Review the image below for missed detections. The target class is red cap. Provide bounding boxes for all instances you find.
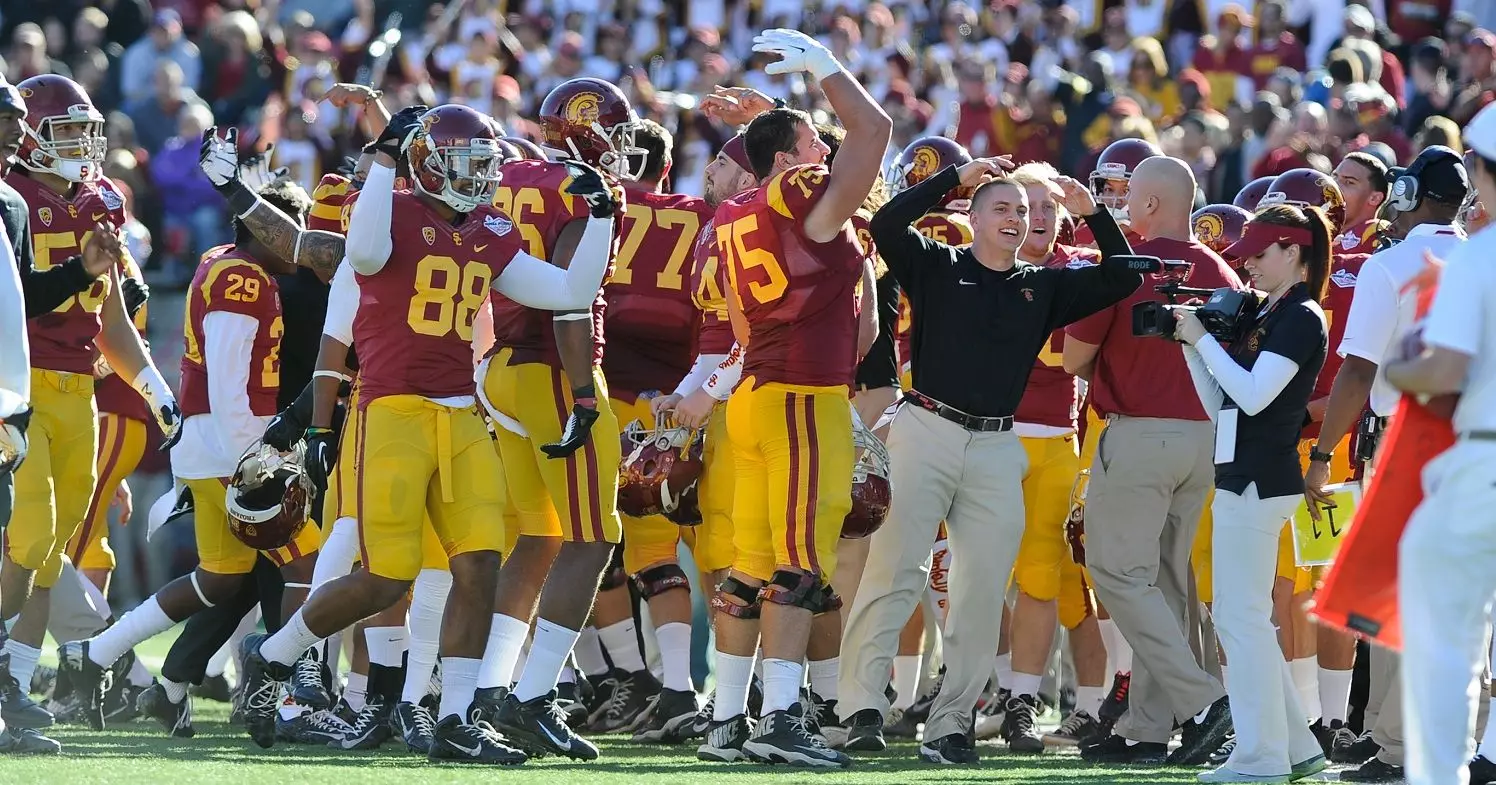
[721,134,753,174]
[1222,220,1313,260]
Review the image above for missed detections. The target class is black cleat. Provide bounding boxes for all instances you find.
[278,706,352,745]
[1,654,55,729]
[1331,728,1381,764]
[394,701,437,754]
[1206,734,1236,765]
[1097,671,1130,724]
[102,680,145,724]
[237,633,289,749]
[809,692,849,749]
[885,707,921,739]
[697,713,753,762]
[631,687,699,743]
[427,715,527,765]
[1080,733,1168,765]
[555,680,589,728]
[289,648,332,711]
[1340,756,1405,782]
[842,708,885,752]
[28,665,56,698]
[1471,753,1496,785]
[1167,696,1233,766]
[468,686,507,726]
[0,725,61,755]
[52,642,103,729]
[684,689,716,740]
[330,698,393,750]
[1044,709,1100,747]
[919,731,979,765]
[1001,693,1045,753]
[583,671,616,721]
[589,669,659,733]
[741,702,849,768]
[495,690,600,761]
[137,682,195,738]
[906,666,944,722]
[192,673,233,703]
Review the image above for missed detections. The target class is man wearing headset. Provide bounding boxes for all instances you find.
[1305,145,1471,783]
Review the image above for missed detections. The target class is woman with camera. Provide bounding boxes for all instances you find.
[1173,204,1333,784]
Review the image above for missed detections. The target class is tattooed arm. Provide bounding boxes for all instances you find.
[237,198,347,278]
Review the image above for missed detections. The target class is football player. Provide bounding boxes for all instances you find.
[1073,138,1160,247]
[693,29,888,768]
[469,77,636,760]
[3,75,181,720]
[1193,204,1254,270]
[1331,152,1391,255]
[234,104,617,765]
[55,179,322,731]
[1235,176,1276,212]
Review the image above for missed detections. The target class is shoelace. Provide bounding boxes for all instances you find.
[244,674,281,714]
[1331,727,1360,747]
[545,699,573,728]
[604,678,635,719]
[292,655,323,687]
[1007,699,1036,734]
[785,709,830,750]
[306,710,352,734]
[406,705,437,738]
[1056,711,1092,735]
[347,701,386,736]
[176,695,193,730]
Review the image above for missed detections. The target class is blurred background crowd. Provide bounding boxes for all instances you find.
[1,0,1492,602]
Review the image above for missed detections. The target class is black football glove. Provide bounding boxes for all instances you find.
[371,104,428,159]
[302,427,339,494]
[563,161,619,218]
[264,382,315,451]
[541,385,601,459]
[121,276,150,318]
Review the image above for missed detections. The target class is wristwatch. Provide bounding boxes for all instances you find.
[1309,447,1334,464]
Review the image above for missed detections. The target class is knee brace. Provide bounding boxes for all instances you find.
[632,563,689,600]
[710,576,762,620]
[759,569,824,611]
[811,584,842,615]
[599,564,630,591]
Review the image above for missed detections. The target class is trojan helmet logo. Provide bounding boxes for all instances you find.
[562,91,603,126]
[17,87,31,99]
[1194,213,1224,246]
[422,226,436,245]
[37,207,52,227]
[1323,182,1345,212]
[910,145,942,181]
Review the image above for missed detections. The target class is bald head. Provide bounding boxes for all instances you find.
[1126,156,1197,240]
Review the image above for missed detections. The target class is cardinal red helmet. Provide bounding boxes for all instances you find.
[502,135,546,161]
[842,415,891,539]
[225,442,312,551]
[618,421,705,523]
[1234,176,1275,212]
[1064,470,1090,565]
[405,104,503,213]
[538,77,645,179]
[1260,168,1347,232]
[892,136,974,207]
[1090,138,1162,222]
[1192,204,1253,258]
[16,74,105,183]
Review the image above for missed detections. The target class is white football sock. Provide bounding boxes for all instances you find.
[891,654,922,710]
[1010,670,1043,699]
[512,618,580,702]
[436,656,479,723]
[3,640,39,691]
[1098,618,1132,674]
[712,651,756,721]
[993,653,1013,690]
[1291,657,1320,721]
[260,608,322,667]
[77,571,114,619]
[656,622,693,692]
[574,626,609,678]
[1319,667,1354,724]
[88,595,174,667]
[127,657,153,688]
[364,625,408,668]
[476,613,529,690]
[1077,685,1106,717]
[598,618,646,673]
[161,678,189,703]
[761,658,803,715]
[402,569,449,704]
[205,641,233,679]
[808,657,839,702]
[344,672,368,711]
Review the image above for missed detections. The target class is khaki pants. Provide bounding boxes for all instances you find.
[1086,416,1225,743]
[839,405,1028,740]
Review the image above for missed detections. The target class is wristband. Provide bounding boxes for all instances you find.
[305,427,334,436]
[313,370,352,383]
[225,179,262,219]
[1309,448,1333,463]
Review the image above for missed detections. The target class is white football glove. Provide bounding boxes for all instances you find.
[752,29,842,82]
[239,144,290,191]
[131,366,183,450]
[199,126,241,189]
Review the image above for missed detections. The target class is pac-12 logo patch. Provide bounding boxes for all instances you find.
[37,207,52,227]
[1330,269,1358,288]
[422,226,436,245]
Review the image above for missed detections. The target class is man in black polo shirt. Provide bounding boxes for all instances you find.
[838,158,1145,763]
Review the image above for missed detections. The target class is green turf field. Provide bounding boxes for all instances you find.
[0,631,1331,784]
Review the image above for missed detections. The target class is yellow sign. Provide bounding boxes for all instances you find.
[1292,482,1361,567]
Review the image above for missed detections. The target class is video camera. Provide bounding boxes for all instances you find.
[1131,278,1261,343]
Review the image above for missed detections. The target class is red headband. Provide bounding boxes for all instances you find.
[721,135,754,175]
[1221,221,1314,260]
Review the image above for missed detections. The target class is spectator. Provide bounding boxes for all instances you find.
[125,59,206,156]
[451,32,504,117]
[200,10,271,128]
[1059,53,1116,175]
[1248,0,1307,89]
[8,23,72,82]
[98,0,153,52]
[1193,6,1254,113]
[1351,85,1414,164]
[1413,115,1464,152]
[1096,10,1134,80]
[1124,36,1180,126]
[67,8,114,69]
[1453,30,1496,124]
[149,102,223,286]
[952,62,1001,157]
[119,10,202,107]
[1341,4,1407,109]
[1265,66,1305,109]
[1404,40,1455,134]
[1323,47,1367,106]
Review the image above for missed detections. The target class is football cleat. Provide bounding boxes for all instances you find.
[919,731,979,765]
[1043,709,1101,747]
[631,687,699,744]
[427,715,527,765]
[583,671,617,724]
[1167,696,1233,766]
[468,685,507,726]
[0,725,62,755]
[1,651,55,729]
[809,691,850,749]
[191,673,232,703]
[394,701,437,754]
[742,702,849,768]
[289,648,332,711]
[555,680,589,728]
[494,690,600,761]
[136,682,194,738]
[1080,734,1167,765]
[972,687,1010,740]
[278,706,353,745]
[696,713,753,763]
[1000,693,1045,754]
[52,641,104,730]
[330,698,393,750]
[1098,672,1130,724]
[906,666,944,722]
[28,665,56,698]
[683,689,715,739]
[842,708,885,752]
[102,681,146,725]
[237,633,289,749]
[884,706,921,739]
[589,669,659,733]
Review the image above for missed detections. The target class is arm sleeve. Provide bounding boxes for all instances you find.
[869,164,962,294]
[1336,259,1396,363]
[703,343,746,401]
[1423,250,1483,357]
[0,221,29,417]
[672,352,728,398]
[322,262,359,345]
[1182,345,1223,420]
[1192,335,1302,416]
[203,311,265,464]
[491,213,615,310]
[344,163,396,275]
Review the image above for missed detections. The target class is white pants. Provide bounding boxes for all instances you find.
[1400,441,1496,785]
[1212,483,1322,777]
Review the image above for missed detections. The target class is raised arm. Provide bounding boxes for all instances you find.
[491,163,619,311]
[343,159,396,275]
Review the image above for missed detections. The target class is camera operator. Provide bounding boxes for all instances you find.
[1177,205,1334,783]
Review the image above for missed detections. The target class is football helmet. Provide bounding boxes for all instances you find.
[891,136,974,208]
[405,104,504,213]
[1064,470,1090,565]
[502,135,546,161]
[1090,138,1162,224]
[1260,168,1346,232]
[16,74,105,183]
[537,78,646,180]
[225,442,313,551]
[617,420,705,523]
[1191,204,1253,258]
[1233,176,1275,212]
[842,413,891,539]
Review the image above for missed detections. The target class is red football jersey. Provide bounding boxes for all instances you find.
[95,255,152,423]
[1016,244,1099,429]
[180,246,284,418]
[603,184,714,402]
[1334,218,1384,257]
[1067,237,1242,421]
[690,215,735,355]
[486,159,617,369]
[308,173,354,233]
[10,173,129,374]
[353,191,523,404]
[719,164,865,389]
[1312,251,1369,399]
[1070,222,1143,250]
[899,209,973,369]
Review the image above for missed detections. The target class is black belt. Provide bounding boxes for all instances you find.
[1463,431,1496,441]
[904,390,1013,433]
